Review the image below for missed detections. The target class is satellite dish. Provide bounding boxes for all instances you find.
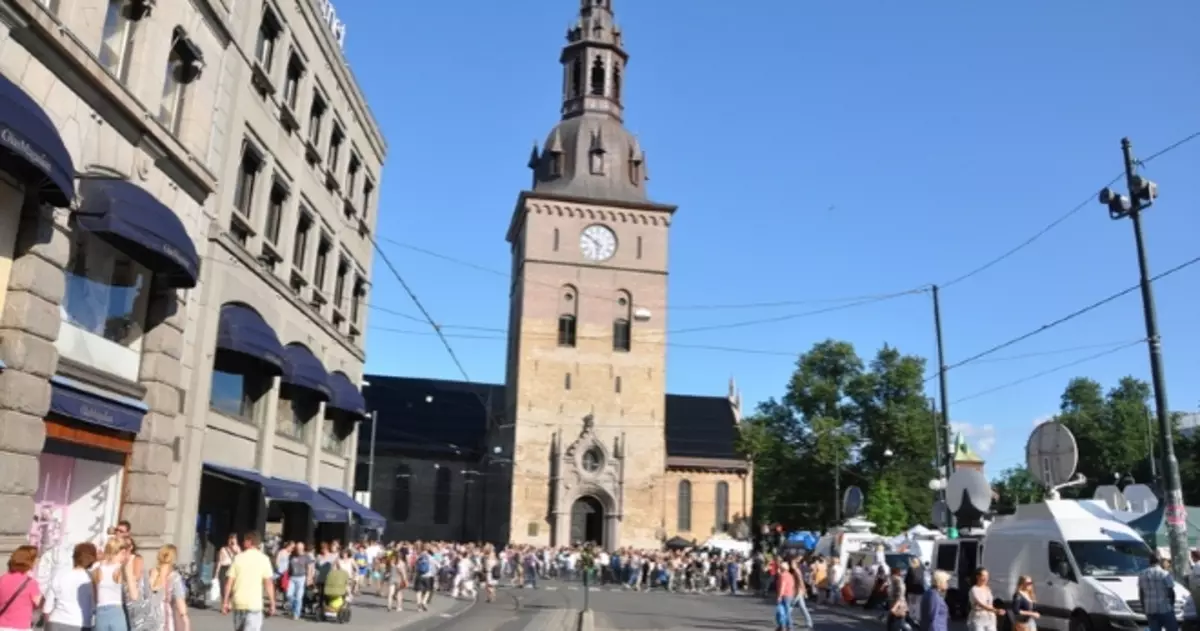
[1026,421,1079,488]
[842,486,864,518]
[1122,484,1159,513]
[931,499,949,528]
[1093,485,1127,511]
[946,468,992,527]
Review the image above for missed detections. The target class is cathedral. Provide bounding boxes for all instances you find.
[359,0,754,550]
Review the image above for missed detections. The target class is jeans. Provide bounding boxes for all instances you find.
[1147,612,1179,631]
[94,605,128,631]
[791,596,814,628]
[287,577,306,617]
[775,600,794,629]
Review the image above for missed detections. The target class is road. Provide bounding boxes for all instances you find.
[409,579,898,631]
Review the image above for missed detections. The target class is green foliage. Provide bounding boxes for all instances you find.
[1053,376,1158,495]
[991,467,1044,514]
[740,339,938,531]
[865,477,908,535]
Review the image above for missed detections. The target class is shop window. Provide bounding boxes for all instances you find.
[209,357,272,425]
[98,0,139,82]
[322,418,351,455]
[276,389,318,441]
[57,228,151,382]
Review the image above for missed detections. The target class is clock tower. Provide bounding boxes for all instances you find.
[488,0,677,550]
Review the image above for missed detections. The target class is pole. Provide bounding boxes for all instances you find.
[1145,405,1158,484]
[833,464,841,524]
[932,285,956,529]
[366,410,378,504]
[1115,137,1188,579]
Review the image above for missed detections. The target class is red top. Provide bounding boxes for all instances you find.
[777,571,796,599]
[0,572,41,630]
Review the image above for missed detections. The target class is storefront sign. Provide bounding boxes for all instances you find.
[312,0,347,49]
[0,126,52,174]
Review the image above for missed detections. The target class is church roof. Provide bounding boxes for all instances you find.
[361,375,742,460]
[953,432,985,464]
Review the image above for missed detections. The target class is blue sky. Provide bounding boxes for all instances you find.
[336,0,1199,473]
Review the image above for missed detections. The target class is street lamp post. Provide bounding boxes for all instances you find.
[1099,137,1189,579]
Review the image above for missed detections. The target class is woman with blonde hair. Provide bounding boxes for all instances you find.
[44,543,98,631]
[119,539,160,631]
[920,570,950,631]
[1010,575,1039,631]
[92,538,129,631]
[147,545,189,631]
[0,545,42,631]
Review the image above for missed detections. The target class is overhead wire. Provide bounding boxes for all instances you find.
[951,340,1146,405]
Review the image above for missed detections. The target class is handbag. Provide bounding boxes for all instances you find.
[890,599,910,617]
[0,577,31,617]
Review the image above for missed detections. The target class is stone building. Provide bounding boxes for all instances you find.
[359,0,753,550]
[0,0,384,569]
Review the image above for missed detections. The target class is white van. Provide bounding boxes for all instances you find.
[982,500,1193,631]
[932,536,985,619]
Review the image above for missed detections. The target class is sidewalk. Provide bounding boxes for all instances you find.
[190,591,475,631]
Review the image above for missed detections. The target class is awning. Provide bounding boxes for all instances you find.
[282,343,332,400]
[0,71,76,207]
[203,462,272,487]
[319,486,386,531]
[326,371,367,419]
[48,376,147,434]
[76,179,200,288]
[266,476,346,523]
[216,304,285,373]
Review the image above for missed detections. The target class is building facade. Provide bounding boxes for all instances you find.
[359,0,752,550]
[0,0,384,570]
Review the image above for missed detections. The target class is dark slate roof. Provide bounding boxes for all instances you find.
[361,375,505,455]
[664,394,742,460]
[360,376,741,460]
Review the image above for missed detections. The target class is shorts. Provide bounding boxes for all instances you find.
[415,576,435,592]
[232,610,264,631]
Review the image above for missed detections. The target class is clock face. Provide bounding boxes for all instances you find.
[579,224,617,261]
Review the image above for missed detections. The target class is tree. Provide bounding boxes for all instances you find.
[865,477,908,535]
[991,467,1044,514]
[1053,376,1155,496]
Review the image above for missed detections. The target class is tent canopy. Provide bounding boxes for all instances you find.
[1128,504,1200,547]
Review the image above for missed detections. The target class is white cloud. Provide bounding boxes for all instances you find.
[951,422,996,457]
[1032,414,1055,428]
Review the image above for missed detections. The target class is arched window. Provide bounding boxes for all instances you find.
[392,464,411,522]
[570,57,583,97]
[677,480,692,531]
[612,64,622,102]
[558,285,578,347]
[715,481,730,532]
[590,56,606,96]
[433,466,452,525]
[613,290,631,352]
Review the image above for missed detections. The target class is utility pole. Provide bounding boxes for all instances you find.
[366,410,378,504]
[1099,137,1188,579]
[931,285,956,529]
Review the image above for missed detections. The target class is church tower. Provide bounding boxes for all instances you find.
[491,0,676,550]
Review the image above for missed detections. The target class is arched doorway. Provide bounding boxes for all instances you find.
[569,496,604,546]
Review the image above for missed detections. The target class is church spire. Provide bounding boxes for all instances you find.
[560,0,627,122]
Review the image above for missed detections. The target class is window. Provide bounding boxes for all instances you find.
[715,481,729,532]
[612,63,622,102]
[233,143,263,218]
[569,57,582,97]
[350,276,364,325]
[392,464,411,522]
[333,258,348,309]
[557,285,577,347]
[553,228,560,251]
[361,178,375,220]
[934,544,957,572]
[321,418,350,454]
[264,180,287,245]
[98,0,138,81]
[327,124,344,171]
[548,151,563,177]
[590,55,606,96]
[564,373,571,390]
[614,376,621,394]
[209,358,272,424]
[282,53,304,110]
[613,290,631,352]
[158,37,200,134]
[433,467,451,525]
[254,7,282,70]
[677,480,692,531]
[61,228,151,358]
[346,154,361,199]
[308,90,327,146]
[276,391,317,441]
[636,236,642,259]
[1065,541,1152,578]
[313,236,330,290]
[292,211,311,270]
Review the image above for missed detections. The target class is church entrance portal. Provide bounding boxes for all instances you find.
[569,496,604,546]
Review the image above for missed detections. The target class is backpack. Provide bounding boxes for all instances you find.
[416,555,431,575]
[491,563,501,580]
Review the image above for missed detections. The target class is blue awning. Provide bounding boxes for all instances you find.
[216,304,285,374]
[282,344,332,400]
[319,486,386,531]
[326,372,367,419]
[48,376,147,434]
[203,462,272,487]
[266,476,347,523]
[76,179,200,288]
[0,71,76,207]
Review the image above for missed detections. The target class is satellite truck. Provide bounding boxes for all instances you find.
[981,421,1195,631]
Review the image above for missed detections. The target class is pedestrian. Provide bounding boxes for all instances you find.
[789,559,814,629]
[222,532,276,631]
[1138,555,1178,631]
[1010,575,1039,631]
[0,546,42,631]
[920,570,950,631]
[774,560,797,631]
[414,547,436,612]
[967,568,999,631]
[44,543,97,631]
[284,543,314,619]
